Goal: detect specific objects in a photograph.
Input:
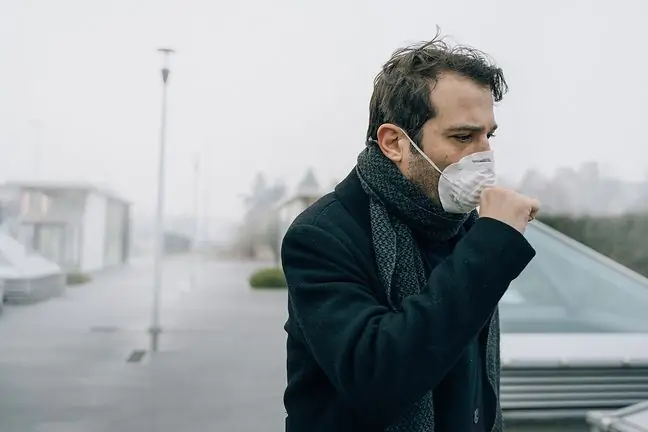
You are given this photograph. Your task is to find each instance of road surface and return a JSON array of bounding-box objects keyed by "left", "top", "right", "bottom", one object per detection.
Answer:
[{"left": 0, "top": 256, "right": 287, "bottom": 432}]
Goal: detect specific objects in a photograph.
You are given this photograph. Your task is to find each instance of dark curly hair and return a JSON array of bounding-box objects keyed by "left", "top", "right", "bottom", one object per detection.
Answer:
[{"left": 366, "top": 30, "right": 508, "bottom": 146}]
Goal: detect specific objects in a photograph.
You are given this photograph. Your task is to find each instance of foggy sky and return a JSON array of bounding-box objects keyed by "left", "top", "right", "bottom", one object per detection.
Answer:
[{"left": 1, "top": 0, "right": 647, "bottom": 222}]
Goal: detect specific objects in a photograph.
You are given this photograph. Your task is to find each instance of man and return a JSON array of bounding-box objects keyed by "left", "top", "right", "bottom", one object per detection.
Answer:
[{"left": 281, "top": 34, "right": 540, "bottom": 432}]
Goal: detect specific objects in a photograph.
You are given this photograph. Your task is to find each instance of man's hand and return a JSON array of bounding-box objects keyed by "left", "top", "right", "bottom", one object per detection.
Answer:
[{"left": 479, "top": 187, "right": 541, "bottom": 234}]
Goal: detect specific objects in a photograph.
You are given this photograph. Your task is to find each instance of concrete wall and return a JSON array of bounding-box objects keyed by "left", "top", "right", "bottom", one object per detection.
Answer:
[{"left": 80, "top": 192, "right": 107, "bottom": 273}]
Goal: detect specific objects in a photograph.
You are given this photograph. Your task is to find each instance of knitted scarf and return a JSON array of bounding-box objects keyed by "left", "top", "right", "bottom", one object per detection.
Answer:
[{"left": 356, "top": 143, "right": 478, "bottom": 432}]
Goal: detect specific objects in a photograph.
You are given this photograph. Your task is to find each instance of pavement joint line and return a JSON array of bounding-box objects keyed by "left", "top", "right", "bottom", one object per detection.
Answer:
[{"left": 126, "top": 349, "right": 147, "bottom": 363}]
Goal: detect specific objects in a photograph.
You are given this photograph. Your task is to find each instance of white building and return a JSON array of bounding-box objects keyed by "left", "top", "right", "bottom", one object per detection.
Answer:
[{"left": 0, "top": 181, "right": 131, "bottom": 273}]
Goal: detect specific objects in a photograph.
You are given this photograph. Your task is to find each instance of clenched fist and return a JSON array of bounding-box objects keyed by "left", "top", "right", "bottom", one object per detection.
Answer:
[{"left": 479, "top": 187, "right": 540, "bottom": 234}]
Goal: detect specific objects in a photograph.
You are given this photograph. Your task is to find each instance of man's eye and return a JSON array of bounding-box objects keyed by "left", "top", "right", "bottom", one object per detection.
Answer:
[
  {"left": 487, "top": 133, "right": 497, "bottom": 139},
  {"left": 453, "top": 135, "right": 472, "bottom": 143}
]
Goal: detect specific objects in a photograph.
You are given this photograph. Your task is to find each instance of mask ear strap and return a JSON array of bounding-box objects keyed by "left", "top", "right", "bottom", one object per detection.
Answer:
[{"left": 398, "top": 128, "right": 446, "bottom": 177}]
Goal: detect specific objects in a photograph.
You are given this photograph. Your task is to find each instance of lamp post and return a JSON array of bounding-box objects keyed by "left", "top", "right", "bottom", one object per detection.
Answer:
[
  {"left": 190, "top": 153, "right": 200, "bottom": 290},
  {"left": 150, "top": 47, "right": 175, "bottom": 353}
]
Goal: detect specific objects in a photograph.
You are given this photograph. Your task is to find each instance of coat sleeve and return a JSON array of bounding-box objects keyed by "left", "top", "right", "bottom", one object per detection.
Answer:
[{"left": 281, "top": 216, "right": 535, "bottom": 426}]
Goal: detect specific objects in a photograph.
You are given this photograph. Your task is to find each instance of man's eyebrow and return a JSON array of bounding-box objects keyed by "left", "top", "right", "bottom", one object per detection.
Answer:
[{"left": 445, "top": 124, "right": 498, "bottom": 133}]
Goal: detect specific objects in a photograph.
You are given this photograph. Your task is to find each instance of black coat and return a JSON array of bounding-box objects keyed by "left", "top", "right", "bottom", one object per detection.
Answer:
[{"left": 281, "top": 169, "right": 536, "bottom": 431}]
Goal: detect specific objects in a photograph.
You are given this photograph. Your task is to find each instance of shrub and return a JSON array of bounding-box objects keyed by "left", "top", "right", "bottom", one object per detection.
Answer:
[
  {"left": 66, "top": 272, "right": 92, "bottom": 286},
  {"left": 249, "top": 267, "right": 287, "bottom": 289}
]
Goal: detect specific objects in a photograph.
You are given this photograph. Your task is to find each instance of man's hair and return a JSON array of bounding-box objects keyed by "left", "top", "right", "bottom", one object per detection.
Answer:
[{"left": 366, "top": 31, "right": 508, "bottom": 145}]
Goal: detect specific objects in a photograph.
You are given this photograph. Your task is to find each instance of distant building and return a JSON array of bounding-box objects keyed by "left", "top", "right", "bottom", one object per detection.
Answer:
[
  {"left": 163, "top": 231, "right": 192, "bottom": 255},
  {"left": 0, "top": 181, "right": 131, "bottom": 273},
  {"left": 517, "top": 162, "right": 647, "bottom": 216},
  {"left": 276, "top": 169, "right": 323, "bottom": 258}
]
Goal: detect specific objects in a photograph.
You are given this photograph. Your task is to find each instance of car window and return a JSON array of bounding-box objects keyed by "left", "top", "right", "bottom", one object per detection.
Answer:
[{"left": 501, "top": 221, "right": 648, "bottom": 334}]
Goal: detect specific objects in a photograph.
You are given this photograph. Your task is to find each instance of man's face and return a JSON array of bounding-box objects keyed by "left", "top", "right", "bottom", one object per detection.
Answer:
[{"left": 379, "top": 73, "right": 497, "bottom": 203}]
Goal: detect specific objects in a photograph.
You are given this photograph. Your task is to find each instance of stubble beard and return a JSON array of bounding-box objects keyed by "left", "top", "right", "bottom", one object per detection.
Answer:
[{"left": 408, "top": 152, "right": 442, "bottom": 205}]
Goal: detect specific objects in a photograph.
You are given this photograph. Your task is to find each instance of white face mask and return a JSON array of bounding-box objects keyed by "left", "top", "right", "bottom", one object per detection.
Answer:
[{"left": 401, "top": 129, "right": 497, "bottom": 214}]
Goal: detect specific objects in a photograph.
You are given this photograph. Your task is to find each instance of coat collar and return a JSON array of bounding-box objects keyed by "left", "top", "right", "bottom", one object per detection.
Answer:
[
  {"left": 334, "top": 166, "right": 478, "bottom": 238},
  {"left": 334, "top": 167, "right": 371, "bottom": 234}
]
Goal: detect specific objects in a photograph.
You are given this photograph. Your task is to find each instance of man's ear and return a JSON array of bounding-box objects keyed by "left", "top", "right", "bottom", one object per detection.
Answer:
[{"left": 376, "top": 124, "right": 406, "bottom": 162}]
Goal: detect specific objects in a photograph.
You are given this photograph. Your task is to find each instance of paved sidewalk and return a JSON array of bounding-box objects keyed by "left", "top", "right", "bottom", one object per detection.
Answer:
[{"left": 0, "top": 256, "right": 287, "bottom": 432}]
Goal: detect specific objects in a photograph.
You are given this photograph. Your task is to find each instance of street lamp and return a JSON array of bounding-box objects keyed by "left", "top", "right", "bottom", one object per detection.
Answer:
[
  {"left": 190, "top": 153, "right": 201, "bottom": 290},
  {"left": 150, "top": 47, "right": 175, "bottom": 353}
]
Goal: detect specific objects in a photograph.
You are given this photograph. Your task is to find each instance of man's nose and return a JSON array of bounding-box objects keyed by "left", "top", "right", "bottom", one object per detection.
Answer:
[{"left": 477, "top": 136, "right": 491, "bottom": 151}]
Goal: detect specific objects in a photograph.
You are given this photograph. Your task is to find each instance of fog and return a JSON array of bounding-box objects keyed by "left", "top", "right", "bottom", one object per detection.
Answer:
[{"left": 2, "top": 0, "right": 647, "bottom": 230}]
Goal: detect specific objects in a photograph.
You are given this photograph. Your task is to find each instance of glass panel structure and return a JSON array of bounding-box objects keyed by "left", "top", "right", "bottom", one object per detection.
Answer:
[{"left": 501, "top": 221, "right": 648, "bottom": 333}]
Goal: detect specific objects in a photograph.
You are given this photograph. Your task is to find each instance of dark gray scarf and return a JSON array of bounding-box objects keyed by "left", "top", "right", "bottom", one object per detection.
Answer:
[{"left": 356, "top": 144, "right": 478, "bottom": 432}]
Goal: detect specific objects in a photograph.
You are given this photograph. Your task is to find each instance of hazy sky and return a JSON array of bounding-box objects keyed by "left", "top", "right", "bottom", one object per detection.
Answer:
[{"left": 1, "top": 0, "right": 647, "bottom": 222}]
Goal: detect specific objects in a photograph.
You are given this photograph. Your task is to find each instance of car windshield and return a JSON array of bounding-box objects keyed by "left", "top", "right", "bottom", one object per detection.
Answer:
[
  {"left": 0, "top": 245, "right": 11, "bottom": 266},
  {"left": 501, "top": 221, "right": 648, "bottom": 334}
]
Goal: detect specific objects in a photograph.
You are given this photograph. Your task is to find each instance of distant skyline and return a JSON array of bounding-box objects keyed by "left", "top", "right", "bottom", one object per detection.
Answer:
[{"left": 2, "top": 0, "right": 647, "bottom": 223}]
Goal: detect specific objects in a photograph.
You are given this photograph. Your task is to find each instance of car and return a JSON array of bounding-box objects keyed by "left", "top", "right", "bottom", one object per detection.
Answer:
[
  {"left": 587, "top": 399, "right": 648, "bottom": 432},
  {"left": 500, "top": 221, "right": 648, "bottom": 430}
]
